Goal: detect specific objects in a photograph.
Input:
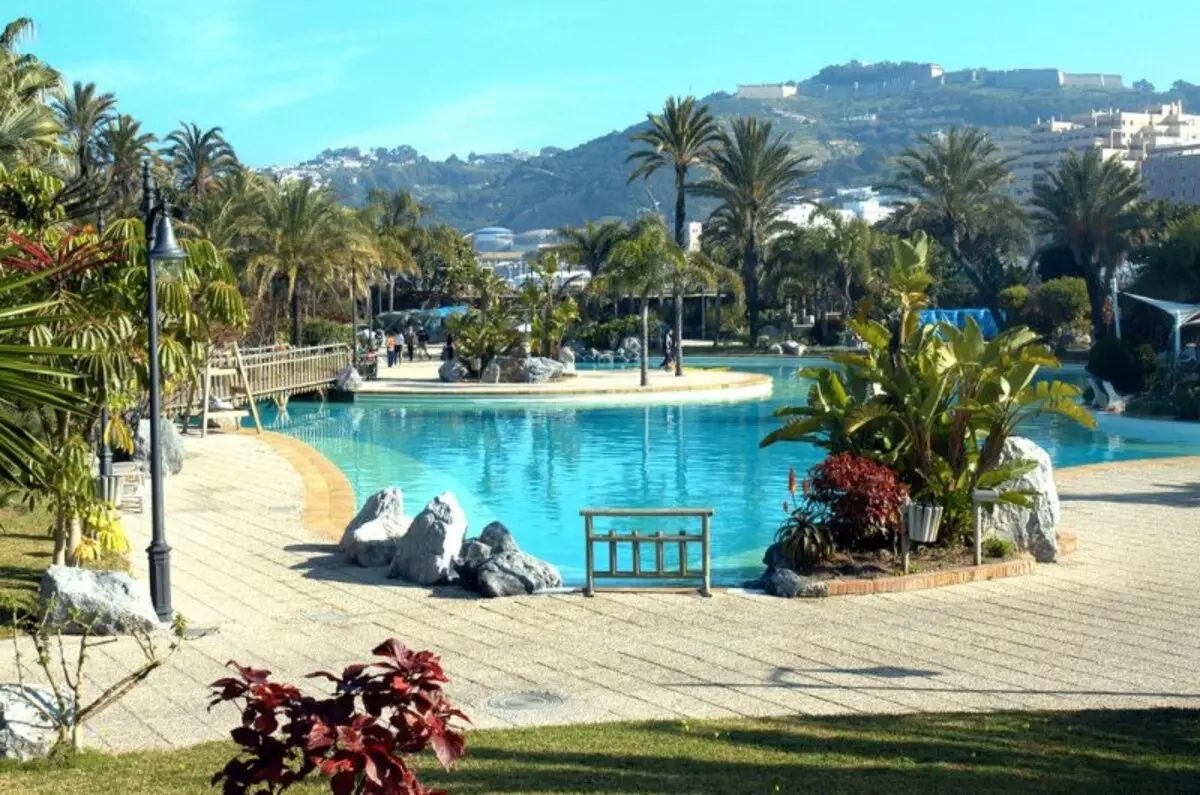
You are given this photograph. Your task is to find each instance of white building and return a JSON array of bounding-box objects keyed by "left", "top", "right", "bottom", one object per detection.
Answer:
[
  {"left": 1143, "top": 143, "right": 1200, "bottom": 204},
  {"left": 685, "top": 221, "right": 703, "bottom": 253},
  {"left": 1006, "top": 102, "right": 1200, "bottom": 206},
  {"left": 735, "top": 83, "right": 797, "bottom": 100}
]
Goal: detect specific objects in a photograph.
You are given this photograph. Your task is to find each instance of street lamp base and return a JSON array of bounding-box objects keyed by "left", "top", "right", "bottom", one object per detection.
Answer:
[{"left": 147, "top": 542, "right": 173, "bottom": 623}]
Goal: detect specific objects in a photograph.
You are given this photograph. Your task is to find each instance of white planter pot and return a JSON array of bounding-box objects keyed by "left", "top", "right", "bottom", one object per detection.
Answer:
[{"left": 905, "top": 502, "right": 944, "bottom": 544}]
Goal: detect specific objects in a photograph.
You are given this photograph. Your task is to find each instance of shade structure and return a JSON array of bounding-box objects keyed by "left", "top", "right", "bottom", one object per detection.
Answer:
[{"left": 1119, "top": 293, "right": 1200, "bottom": 360}]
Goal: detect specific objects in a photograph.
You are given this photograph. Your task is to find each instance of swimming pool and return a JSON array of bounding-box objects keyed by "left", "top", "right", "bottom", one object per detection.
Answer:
[{"left": 264, "top": 357, "right": 1200, "bottom": 585}]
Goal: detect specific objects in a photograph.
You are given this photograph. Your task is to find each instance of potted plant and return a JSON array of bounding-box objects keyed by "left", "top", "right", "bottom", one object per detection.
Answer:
[{"left": 904, "top": 500, "right": 944, "bottom": 544}]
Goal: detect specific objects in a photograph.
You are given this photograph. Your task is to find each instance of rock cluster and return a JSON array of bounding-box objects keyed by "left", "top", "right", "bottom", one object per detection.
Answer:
[
  {"left": 746, "top": 543, "right": 829, "bottom": 598},
  {"left": 342, "top": 488, "right": 562, "bottom": 597},
  {"left": 479, "top": 356, "right": 566, "bottom": 384},
  {"left": 572, "top": 336, "right": 644, "bottom": 364}
]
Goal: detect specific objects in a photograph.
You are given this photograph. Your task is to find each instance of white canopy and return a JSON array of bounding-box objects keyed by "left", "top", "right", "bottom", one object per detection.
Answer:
[{"left": 1119, "top": 292, "right": 1200, "bottom": 359}]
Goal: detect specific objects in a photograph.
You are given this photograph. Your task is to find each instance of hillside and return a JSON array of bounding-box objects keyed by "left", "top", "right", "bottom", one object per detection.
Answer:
[{"left": 279, "top": 68, "right": 1200, "bottom": 232}]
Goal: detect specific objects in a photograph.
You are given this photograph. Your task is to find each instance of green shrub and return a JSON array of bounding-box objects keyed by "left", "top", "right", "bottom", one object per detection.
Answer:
[
  {"left": 998, "top": 285, "right": 1030, "bottom": 322},
  {"left": 1027, "top": 277, "right": 1089, "bottom": 335},
  {"left": 1088, "top": 336, "right": 1145, "bottom": 394},
  {"left": 574, "top": 315, "right": 640, "bottom": 351},
  {"left": 301, "top": 318, "right": 352, "bottom": 347},
  {"left": 1173, "top": 383, "right": 1200, "bottom": 421},
  {"left": 982, "top": 536, "right": 1016, "bottom": 559}
]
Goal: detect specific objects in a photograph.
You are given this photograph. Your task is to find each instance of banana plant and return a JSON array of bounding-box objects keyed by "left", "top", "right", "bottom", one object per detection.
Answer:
[{"left": 763, "top": 231, "right": 1097, "bottom": 541}]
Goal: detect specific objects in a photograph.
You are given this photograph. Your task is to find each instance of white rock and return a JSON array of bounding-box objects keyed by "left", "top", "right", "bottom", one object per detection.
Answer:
[
  {"left": 981, "top": 436, "right": 1060, "bottom": 562},
  {"left": 782, "top": 340, "right": 804, "bottom": 356},
  {"left": 39, "top": 566, "right": 160, "bottom": 635},
  {"left": 438, "top": 359, "right": 469, "bottom": 383},
  {"left": 345, "top": 517, "right": 413, "bottom": 567},
  {"left": 339, "top": 487, "right": 407, "bottom": 550},
  {"left": 480, "top": 358, "right": 500, "bottom": 384},
  {"left": 389, "top": 492, "right": 469, "bottom": 585},
  {"left": 556, "top": 346, "right": 576, "bottom": 374},
  {"left": 135, "top": 417, "right": 184, "bottom": 476},
  {"left": 335, "top": 366, "right": 364, "bottom": 392},
  {"left": 524, "top": 356, "right": 565, "bottom": 383},
  {"left": 0, "top": 685, "right": 70, "bottom": 760},
  {"left": 768, "top": 343, "right": 783, "bottom": 355}
]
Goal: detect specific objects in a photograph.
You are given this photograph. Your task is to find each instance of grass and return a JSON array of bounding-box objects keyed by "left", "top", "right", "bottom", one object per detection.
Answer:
[
  {"left": 0, "top": 505, "right": 55, "bottom": 622},
  {"left": 0, "top": 709, "right": 1197, "bottom": 794},
  {"left": 0, "top": 506, "right": 128, "bottom": 629}
]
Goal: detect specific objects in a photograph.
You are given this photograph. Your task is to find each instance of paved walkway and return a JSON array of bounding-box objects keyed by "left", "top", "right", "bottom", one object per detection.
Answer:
[{"left": 5, "top": 435, "right": 1199, "bottom": 752}]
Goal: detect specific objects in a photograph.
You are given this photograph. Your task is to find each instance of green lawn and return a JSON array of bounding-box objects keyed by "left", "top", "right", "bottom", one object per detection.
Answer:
[
  {"left": 1, "top": 710, "right": 1197, "bottom": 794},
  {"left": 0, "top": 506, "right": 55, "bottom": 622}
]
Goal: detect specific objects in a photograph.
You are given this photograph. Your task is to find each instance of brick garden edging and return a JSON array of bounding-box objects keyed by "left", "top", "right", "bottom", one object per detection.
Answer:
[{"left": 820, "top": 557, "right": 1036, "bottom": 597}]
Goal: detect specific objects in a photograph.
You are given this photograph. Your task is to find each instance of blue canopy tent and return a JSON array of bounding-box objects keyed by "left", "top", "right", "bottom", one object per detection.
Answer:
[{"left": 917, "top": 308, "right": 1001, "bottom": 340}]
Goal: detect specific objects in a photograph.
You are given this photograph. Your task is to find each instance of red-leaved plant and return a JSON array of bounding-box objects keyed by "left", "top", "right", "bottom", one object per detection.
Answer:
[
  {"left": 806, "top": 453, "right": 909, "bottom": 550},
  {"left": 209, "top": 639, "right": 468, "bottom": 795}
]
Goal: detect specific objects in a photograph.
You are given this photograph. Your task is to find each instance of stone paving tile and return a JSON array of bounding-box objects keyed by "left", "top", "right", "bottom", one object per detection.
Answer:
[{"left": 4, "top": 434, "right": 1199, "bottom": 751}]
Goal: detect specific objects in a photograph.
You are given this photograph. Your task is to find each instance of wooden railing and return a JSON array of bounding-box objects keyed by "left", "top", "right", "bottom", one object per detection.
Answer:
[{"left": 580, "top": 507, "right": 713, "bottom": 597}]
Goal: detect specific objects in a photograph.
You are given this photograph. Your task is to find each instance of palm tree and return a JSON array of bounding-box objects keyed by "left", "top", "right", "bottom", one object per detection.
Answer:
[
  {"left": 0, "top": 18, "right": 61, "bottom": 168},
  {"left": 98, "top": 114, "right": 156, "bottom": 212},
  {"left": 1031, "top": 147, "right": 1146, "bottom": 338},
  {"left": 627, "top": 96, "right": 719, "bottom": 247},
  {"left": 692, "top": 117, "right": 813, "bottom": 343},
  {"left": 362, "top": 188, "right": 426, "bottom": 312},
  {"left": 52, "top": 81, "right": 116, "bottom": 177},
  {"left": 594, "top": 217, "right": 683, "bottom": 386},
  {"left": 553, "top": 219, "right": 627, "bottom": 318},
  {"left": 665, "top": 248, "right": 742, "bottom": 375},
  {"left": 245, "top": 178, "right": 372, "bottom": 345},
  {"left": 885, "top": 127, "right": 1028, "bottom": 312},
  {"left": 162, "top": 122, "right": 237, "bottom": 198}
]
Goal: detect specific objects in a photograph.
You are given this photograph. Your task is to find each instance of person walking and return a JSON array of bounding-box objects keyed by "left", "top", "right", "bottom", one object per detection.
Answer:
[
  {"left": 659, "top": 328, "right": 675, "bottom": 371},
  {"left": 416, "top": 325, "right": 431, "bottom": 359},
  {"left": 443, "top": 331, "right": 456, "bottom": 361},
  {"left": 404, "top": 325, "right": 416, "bottom": 362},
  {"left": 386, "top": 333, "right": 397, "bottom": 368}
]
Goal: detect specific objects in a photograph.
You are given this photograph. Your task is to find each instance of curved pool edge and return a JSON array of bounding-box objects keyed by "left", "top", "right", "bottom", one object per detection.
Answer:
[
  {"left": 353, "top": 371, "right": 773, "bottom": 406},
  {"left": 257, "top": 431, "right": 355, "bottom": 541}
]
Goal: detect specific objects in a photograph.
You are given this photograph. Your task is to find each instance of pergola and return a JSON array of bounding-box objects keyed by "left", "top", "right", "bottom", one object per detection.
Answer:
[{"left": 1118, "top": 293, "right": 1200, "bottom": 361}]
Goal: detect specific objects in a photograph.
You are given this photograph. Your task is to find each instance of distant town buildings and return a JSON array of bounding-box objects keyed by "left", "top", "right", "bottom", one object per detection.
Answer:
[
  {"left": 802, "top": 61, "right": 1125, "bottom": 100},
  {"left": 777, "top": 187, "right": 897, "bottom": 230},
  {"left": 735, "top": 83, "right": 797, "bottom": 100},
  {"left": 1143, "top": 143, "right": 1200, "bottom": 204},
  {"left": 1004, "top": 101, "right": 1200, "bottom": 206}
]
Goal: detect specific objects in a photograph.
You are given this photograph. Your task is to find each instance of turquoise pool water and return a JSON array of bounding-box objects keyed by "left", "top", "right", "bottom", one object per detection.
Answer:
[{"left": 263, "top": 357, "right": 1200, "bottom": 585}]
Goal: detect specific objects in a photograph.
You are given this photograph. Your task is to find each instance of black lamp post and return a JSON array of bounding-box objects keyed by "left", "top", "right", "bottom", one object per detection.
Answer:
[
  {"left": 141, "top": 161, "right": 187, "bottom": 623},
  {"left": 97, "top": 211, "right": 113, "bottom": 480}
]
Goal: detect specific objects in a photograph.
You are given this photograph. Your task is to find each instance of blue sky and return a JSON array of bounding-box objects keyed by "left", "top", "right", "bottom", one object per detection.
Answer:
[{"left": 15, "top": 0, "right": 1200, "bottom": 166}]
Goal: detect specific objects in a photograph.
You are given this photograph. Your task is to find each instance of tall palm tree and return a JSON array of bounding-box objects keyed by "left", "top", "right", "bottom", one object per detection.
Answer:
[
  {"left": 553, "top": 218, "right": 627, "bottom": 318},
  {"left": 665, "top": 248, "right": 742, "bottom": 375},
  {"left": 594, "top": 217, "right": 683, "bottom": 386},
  {"left": 627, "top": 96, "right": 719, "bottom": 247},
  {"left": 885, "top": 127, "right": 1027, "bottom": 312},
  {"left": 1031, "top": 147, "right": 1146, "bottom": 338},
  {"left": 0, "top": 17, "right": 62, "bottom": 168},
  {"left": 52, "top": 81, "right": 116, "bottom": 177},
  {"left": 162, "top": 122, "right": 237, "bottom": 198},
  {"left": 98, "top": 114, "right": 156, "bottom": 212},
  {"left": 245, "top": 178, "right": 372, "bottom": 345},
  {"left": 363, "top": 188, "right": 426, "bottom": 312},
  {"left": 692, "top": 117, "right": 813, "bottom": 343}
]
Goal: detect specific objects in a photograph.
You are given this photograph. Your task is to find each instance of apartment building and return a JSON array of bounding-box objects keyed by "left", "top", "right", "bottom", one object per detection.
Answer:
[
  {"left": 1143, "top": 143, "right": 1200, "bottom": 204},
  {"left": 1005, "top": 102, "right": 1200, "bottom": 206}
]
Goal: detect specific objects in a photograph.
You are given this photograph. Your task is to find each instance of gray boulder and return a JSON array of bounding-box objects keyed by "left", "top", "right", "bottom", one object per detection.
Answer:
[
  {"left": 456, "top": 521, "right": 561, "bottom": 597},
  {"left": 524, "top": 357, "right": 565, "bottom": 383},
  {"left": 480, "top": 358, "right": 500, "bottom": 384},
  {"left": 617, "top": 336, "right": 641, "bottom": 358},
  {"left": 438, "top": 359, "right": 469, "bottom": 383},
  {"left": 782, "top": 340, "right": 805, "bottom": 356},
  {"left": 767, "top": 343, "right": 783, "bottom": 355},
  {"left": 39, "top": 566, "right": 159, "bottom": 635},
  {"left": 339, "top": 488, "right": 407, "bottom": 549},
  {"left": 334, "top": 366, "right": 364, "bottom": 392},
  {"left": 477, "top": 551, "right": 563, "bottom": 597},
  {"left": 764, "top": 569, "right": 828, "bottom": 598},
  {"left": 980, "top": 436, "right": 1060, "bottom": 562},
  {"left": 597, "top": 351, "right": 615, "bottom": 364},
  {"left": 0, "top": 685, "right": 69, "bottom": 760},
  {"left": 343, "top": 508, "right": 414, "bottom": 567},
  {"left": 557, "top": 346, "right": 576, "bottom": 374},
  {"left": 389, "top": 492, "right": 469, "bottom": 585},
  {"left": 135, "top": 417, "right": 184, "bottom": 476}
]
